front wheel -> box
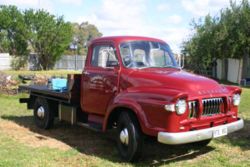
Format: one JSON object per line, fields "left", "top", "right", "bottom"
{"left": 116, "top": 112, "right": 143, "bottom": 162}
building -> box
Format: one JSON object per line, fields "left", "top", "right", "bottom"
{"left": 216, "top": 56, "right": 250, "bottom": 84}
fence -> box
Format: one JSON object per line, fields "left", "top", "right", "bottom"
{"left": 54, "top": 55, "right": 86, "bottom": 71}
{"left": 0, "top": 53, "right": 11, "bottom": 70}
{"left": 27, "top": 54, "right": 86, "bottom": 71}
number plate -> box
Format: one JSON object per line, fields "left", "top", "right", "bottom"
{"left": 213, "top": 127, "right": 228, "bottom": 138}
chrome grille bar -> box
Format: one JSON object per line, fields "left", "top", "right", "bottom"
{"left": 202, "top": 98, "right": 223, "bottom": 116}
{"left": 188, "top": 101, "right": 198, "bottom": 118}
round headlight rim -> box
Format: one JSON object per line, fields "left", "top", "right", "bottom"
{"left": 232, "top": 93, "right": 241, "bottom": 106}
{"left": 175, "top": 99, "right": 187, "bottom": 115}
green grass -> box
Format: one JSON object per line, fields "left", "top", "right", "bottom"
{"left": 0, "top": 87, "right": 249, "bottom": 166}
{"left": 0, "top": 134, "right": 80, "bottom": 167}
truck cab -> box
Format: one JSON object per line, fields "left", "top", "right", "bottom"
{"left": 20, "top": 36, "right": 244, "bottom": 162}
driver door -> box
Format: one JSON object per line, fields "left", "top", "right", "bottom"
{"left": 82, "top": 44, "right": 119, "bottom": 115}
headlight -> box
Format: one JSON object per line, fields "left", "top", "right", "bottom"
{"left": 164, "top": 99, "right": 187, "bottom": 115}
{"left": 233, "top": 94, "right": 241, "bottom": 106}
{"left": 175, "top": 99, "right": 187, "bottom": 115}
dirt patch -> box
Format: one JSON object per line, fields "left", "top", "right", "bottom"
{"left": 0, "top": 119, "right": 71, "bottom": 151}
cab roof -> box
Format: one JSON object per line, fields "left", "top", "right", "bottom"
{"left": 89, "top": 36, "right": 166, "bottom": 45}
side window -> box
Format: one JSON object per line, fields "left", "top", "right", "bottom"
{"left": 91, "top": 45, "right": 118, "bottom": 67}
{"left": 120, "top": 44, "right": 131, "bottom": 66}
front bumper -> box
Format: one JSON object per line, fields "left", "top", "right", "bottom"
{"left": 158, "top": 119, "right": 244, "bottom": 145}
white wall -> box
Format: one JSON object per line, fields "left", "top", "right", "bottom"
{"left": 227, "top": 58, "right": 242, "bottom": 83}
{"left": 0, "top": 53, "right": 11, "bottom": 70}
{"left": 216, "top": 59, "right": 222, "bottom": 80}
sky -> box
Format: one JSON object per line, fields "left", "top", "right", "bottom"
{"left": 0, "top": 0, "right": 242, "bottom": 53}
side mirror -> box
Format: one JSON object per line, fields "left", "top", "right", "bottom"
{"left": 177, "top": 54, "right": 185, "bottom": 69}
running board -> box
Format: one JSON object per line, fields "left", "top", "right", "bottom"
{"left": 77, "top": 122, "right": 102, "bottom": 132}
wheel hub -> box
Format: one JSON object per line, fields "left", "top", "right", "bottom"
{"left": 37, "top": 106, "right": 45, "bottom": 118}
{"left": 120, "top": 128, "right": 129, "bottom": 145}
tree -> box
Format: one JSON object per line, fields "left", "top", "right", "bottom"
{"left": 182, "top": 15, "right": 219, "bottom": 72}
{"left": 0, "top": 30, "right": 9, "bottom": 52}
{"left": 24, "top": 9, "right": 73, "bottom": 70}
{"left": 182, "top": 0, "right": 250, "bottom": 73}
{"left": 70, "top": 22, "right": 102, "bottom": 55}
{"left": 0, "top": 5, "right": 102, "bottom": 70}
{"left": 0, "top": 5, "right": 28, "bottom": 56}
{"left": 0, "top": 6, "right": 73, "bottom": 70}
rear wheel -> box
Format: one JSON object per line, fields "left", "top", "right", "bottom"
{"left": 33, "top": 97, "right": 54, "bottom": 129}
{"left": 116, "top": 112, "right": 143, "bottom": 162}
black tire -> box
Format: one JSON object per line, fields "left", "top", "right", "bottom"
{"left": 33, "top": 97, "right": 54, "bottom": 129}
{"left": 116, "top": 112, "right": 143, "bottom": 162}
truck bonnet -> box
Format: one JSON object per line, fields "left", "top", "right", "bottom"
{"left": 127, "top": 68, "right": 228, "bottom": 97}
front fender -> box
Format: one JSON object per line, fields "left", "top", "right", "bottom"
{"left": 103, "top": 87, "right": 188, "bottom": 136}
{"left": 224, "top": 85, "right": 242, "bottom": 95}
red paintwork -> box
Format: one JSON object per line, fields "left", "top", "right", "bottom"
{"left": 80, "top": 36, "right": 242, "bottom": 137}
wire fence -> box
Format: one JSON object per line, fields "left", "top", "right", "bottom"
{"left": 54, "top": 55, "right": 86, "bottom": 71}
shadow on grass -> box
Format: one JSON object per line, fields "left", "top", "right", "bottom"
{"left": 224, "top": 119, "right": 250, "bottom": 150}
{"left": 2, "top": 115, "right": 215, "bottom": 166}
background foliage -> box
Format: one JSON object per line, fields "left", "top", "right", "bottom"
{"left": 182, "top": 0, "right": 250, "bottom": 72}
{"left": 0, "top": 5, "right": 102, "bottom": 70}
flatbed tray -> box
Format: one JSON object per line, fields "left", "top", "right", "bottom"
{"left": 19, "top": 74, "right": 81, "bottom": 104}
{"left": 20, "top": 85, "right": 70, "bottom": 98}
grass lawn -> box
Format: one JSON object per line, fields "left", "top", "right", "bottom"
{"left": 0, "top": 71, "right": 249, "bottom": 166}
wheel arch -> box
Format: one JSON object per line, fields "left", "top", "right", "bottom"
{"left": 103, "top": 102, "right": 150, "bottom": 135}
{"left": 106, "top": 106, "right": 141, "bottom": 129}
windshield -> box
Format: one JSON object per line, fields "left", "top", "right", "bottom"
{"left": 119, "top": 41, "right": 178, "bottom": 69}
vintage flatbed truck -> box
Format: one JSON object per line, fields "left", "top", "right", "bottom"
{"left": 19, "top": 36, "right": 244, "bottom": 162}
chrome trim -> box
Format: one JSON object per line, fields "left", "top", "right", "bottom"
{"left": 188, "top": 101, "right": 198, "bottom": 118}
{"left": 120, "top": 128, "right": 129, "bottom": 145}
{"left": 37, "top": 106, "right": 45, "bottom": 118}
{"left": 158, "top": 119, "right": 244, "bottom": 145}
{"left": 202, "top": 98, "right": 223, "bottom": 116}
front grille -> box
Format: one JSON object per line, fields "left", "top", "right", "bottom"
{"left": 188, "top": 97, "right": 224, "bottom": 118}
{"left": 188, "top": 101, "right": 198, "bottom": 118}
{"left": 202, "top": 98, "right": 224, "bottom": 116}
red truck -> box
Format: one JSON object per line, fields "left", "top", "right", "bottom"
{"left": 20, "top": 36, "right": 244, "bottom": 162}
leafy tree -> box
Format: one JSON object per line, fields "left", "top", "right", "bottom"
{"left": 0, "top": 5, "right": 28, "bottom": 56}
{"left": 182, "top": 16, "right": 218, "bottom": 72}
{"left": 70, "top": 22, "right": 102, "bottom": 55}
{"left": 0, "top": 6, "right": 103, "bottom": 70}
{"left": 0, "top": 30, "right": 9, "bottom": 52}
{"left": 0, "top": 6, "right": 73, "bottom": 70}
{"left": 182, "top": 0, "right": 250, "bottom": 73}
{"left": 24, "top": 9, "right": 73, "bottom": 70}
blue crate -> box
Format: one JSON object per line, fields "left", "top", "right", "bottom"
{"left": 51, "top": 78, "right": 67, "bottom": 91}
